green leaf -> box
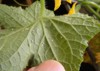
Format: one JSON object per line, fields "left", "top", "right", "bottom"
{"left": 0, "top": 1, "right": 100, "bottom": 71}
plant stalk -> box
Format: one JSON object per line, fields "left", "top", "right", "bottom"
{"left": 79, "top": 1, "right": 100, "bottom": 9}
{"left": 85, "top": 5, "right": 100, "bottom": 20}
{"left": 40, "top": 0, "right": 45, "bottom": 16}
{"left": 79, "top": 1, "right": 100, "bottom": 20}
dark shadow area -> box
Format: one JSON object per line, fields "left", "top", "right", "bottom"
{"left": 80, "top": 62, "right": 96, "bottom": 71}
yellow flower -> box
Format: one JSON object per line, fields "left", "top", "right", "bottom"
{"left": 66, "top": 0, "right": 72, "bottom": 4}
{"left": 68, "top": 2, "right": 77, "bottom": 15}
{"left": 54, "top": 0, "right": 72, "bottom": 11}
{"left": 54, "top": 0, "right": 77, "bottom": 15}
{"left": 54, "top": 0, "right": 61, "bottom": 11}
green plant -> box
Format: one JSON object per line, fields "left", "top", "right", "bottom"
{"left": 0, "top": 0, "right": 100, "bottom": 71}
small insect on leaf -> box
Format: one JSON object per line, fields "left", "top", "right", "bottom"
{"left": 68, "top": 2, "right": 77, "bottom": 15}
{"left": 54, "top": 0, "right": 61, "bottom": 11}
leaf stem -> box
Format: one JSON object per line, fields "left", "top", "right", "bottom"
{"left": 13, "top": 0, "right": 28, "bottom": 6}
{"left": 79, "top": 1, "right": 100, "bottom": 9}
{"left": 79, "top": 1, "right": 100, "bottom": 20}
{"left": 86, "top": 6, "right": 100, "bottom": 20}
{"left": 40, "top": 0, "right": 45, "bottom": 16}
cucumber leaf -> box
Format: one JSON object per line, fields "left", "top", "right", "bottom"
{"left": 0, "top": 1, "right": 100, "bottom": 71}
